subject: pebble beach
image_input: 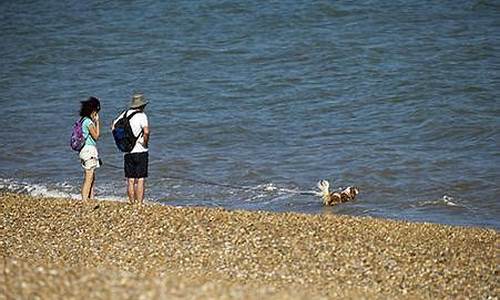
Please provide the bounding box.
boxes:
[1,193,498,299]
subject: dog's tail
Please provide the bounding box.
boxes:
[317,179,330,194]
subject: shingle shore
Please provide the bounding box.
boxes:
[1,193,498,299]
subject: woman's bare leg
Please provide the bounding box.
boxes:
[81,169,94,202]
[89,173,96,200]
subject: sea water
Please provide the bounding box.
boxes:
[0,0,498,228]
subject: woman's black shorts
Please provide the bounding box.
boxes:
[124,152,148,178]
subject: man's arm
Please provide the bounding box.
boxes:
[142,126,149,148]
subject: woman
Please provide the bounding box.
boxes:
[79,96,101,202]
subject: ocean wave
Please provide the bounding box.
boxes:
[0,178,79,199]
[414,195,469,209]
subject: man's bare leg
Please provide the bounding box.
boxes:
[136,178,145,205]
[127,178,136,204]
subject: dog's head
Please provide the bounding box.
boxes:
[341,186,360,201]
[350,186,360,198]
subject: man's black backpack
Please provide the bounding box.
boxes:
[112,110,142,152]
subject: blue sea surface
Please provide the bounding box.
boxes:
[0,0,499,228]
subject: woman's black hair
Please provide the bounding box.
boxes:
[79,96,101,118]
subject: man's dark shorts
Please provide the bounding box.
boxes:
[124,152,148,178]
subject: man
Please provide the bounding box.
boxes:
[112,93,150,204]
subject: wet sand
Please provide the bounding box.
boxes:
[1,193,497,299]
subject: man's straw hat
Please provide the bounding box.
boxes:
[130,93,148,109]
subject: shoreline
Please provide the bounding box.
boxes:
[1,177,498,230]
[1,192,497,299]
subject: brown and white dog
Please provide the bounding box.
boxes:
[317,180,359,206]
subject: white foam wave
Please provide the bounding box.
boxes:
[442,195,459,206]
[0,178,79,199]
[0,178,129,202]
[416,195,467,209]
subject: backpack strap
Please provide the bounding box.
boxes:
[126,110,141,121]
[125,109,144,139]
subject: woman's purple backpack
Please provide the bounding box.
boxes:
[70,118,86,151]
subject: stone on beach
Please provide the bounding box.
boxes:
[1,193,497,299]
